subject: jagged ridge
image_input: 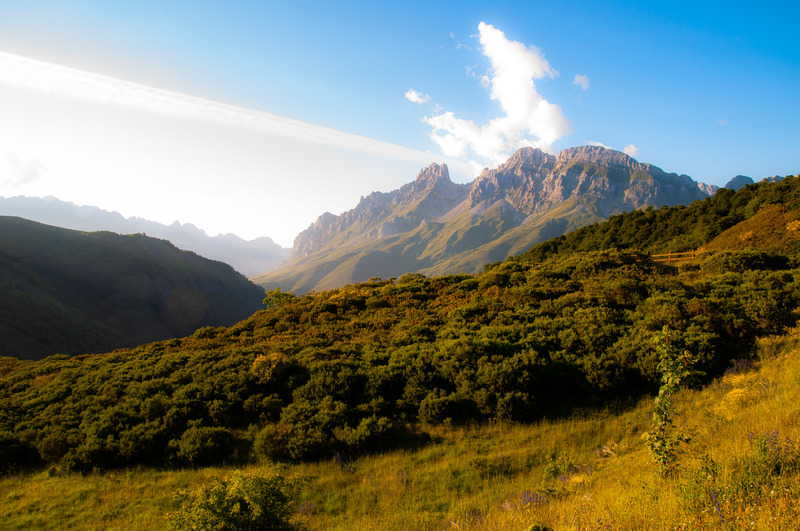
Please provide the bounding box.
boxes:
[253,146,714,293]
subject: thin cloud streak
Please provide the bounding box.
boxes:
[0,52,469,172]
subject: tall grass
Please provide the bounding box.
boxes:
[3,328,800,530]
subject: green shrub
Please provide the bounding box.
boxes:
[418,391,479,425]
[702,250,790,274]
[254,423,292,462]
[173,425,234,466]
[170,470,300,530]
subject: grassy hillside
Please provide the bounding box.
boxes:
[0,217,266,360]
[1,176,799,529]
[2,327,798,530]
[1,246,796,471]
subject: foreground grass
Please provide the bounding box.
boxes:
[3,330,800,530]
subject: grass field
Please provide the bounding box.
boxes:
[3,328,800,530]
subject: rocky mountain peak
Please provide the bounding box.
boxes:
[413,162,451,188]
[273,145,716,290]
[502,146,553,168]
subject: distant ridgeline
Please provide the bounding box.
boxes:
[0,196,290,276]
[0,174,797,473]
[0,216,266,360]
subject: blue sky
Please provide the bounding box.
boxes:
[0,1,798,246]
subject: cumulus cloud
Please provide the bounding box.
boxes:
[423,22,570,171]
[623,144,639,157]
[404,89,430,104]
[573,74,590,90]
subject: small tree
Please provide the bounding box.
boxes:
[170,470,300,531]
[642,326,702,476]
[263,288,296,309]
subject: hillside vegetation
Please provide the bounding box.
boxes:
[519,176,800,262]
[0,176,799,529]
[1,176,797,469]
[0,217,266,360]
[2,317,799,529]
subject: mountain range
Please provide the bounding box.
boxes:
[2,146,764,297]
[252,145,728,293]
[0,216,266,360]
[0,196,290,276]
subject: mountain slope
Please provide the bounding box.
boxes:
[0,216,266,360]
[253,145,712,293]
[1,175,798,475]
[0,196,290,275]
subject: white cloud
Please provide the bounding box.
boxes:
[450,31,472,50]
[0,52,464,171]
[588,141,612,149]
[573,74,590,90]
[623,144,639,157]
[404,89,430,104]
[423,22,570,171]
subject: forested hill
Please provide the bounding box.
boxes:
[519,174,799,263]
[0,175,798,473]
[0,217,266,360]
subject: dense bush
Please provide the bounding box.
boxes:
[172,425,235,467]
[518,175,799,263]
[170,470,300,531]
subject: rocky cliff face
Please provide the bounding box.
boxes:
[291,163,470,257]
[290,146,710,260]
[255,146,716,294]
[465,146,707,220]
